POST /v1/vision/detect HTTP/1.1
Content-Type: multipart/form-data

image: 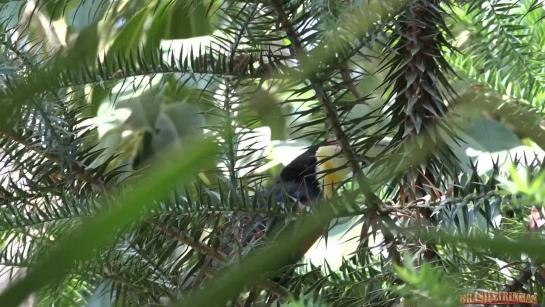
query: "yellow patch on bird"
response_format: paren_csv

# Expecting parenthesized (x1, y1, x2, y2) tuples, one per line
(315, 145, 352, 199)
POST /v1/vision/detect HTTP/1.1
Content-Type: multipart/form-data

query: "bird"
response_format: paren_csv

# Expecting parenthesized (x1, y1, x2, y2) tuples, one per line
(273, 139, 351, 204)
(261, 139, 352, 270)
(250, 139, 353, 291)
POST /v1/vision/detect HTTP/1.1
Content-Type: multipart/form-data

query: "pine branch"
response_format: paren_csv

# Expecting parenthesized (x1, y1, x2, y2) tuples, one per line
(146, 221, 226, 262)
(0, 128, 105, 190)
(268, 0, 380, 203)
(268, 0, 356, 168)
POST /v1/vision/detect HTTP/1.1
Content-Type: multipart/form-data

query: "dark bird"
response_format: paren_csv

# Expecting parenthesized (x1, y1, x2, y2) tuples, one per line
(261, 140, 352, 274)
(274, 139, 351, 205)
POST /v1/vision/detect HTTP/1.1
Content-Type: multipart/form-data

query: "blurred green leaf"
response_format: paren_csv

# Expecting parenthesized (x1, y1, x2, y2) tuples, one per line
(464, 118, 521, 152)
(420, 229, 545, 262)
(65, 23, 100, 63)
(65, 0, 107, 30)
(161, 103, 204, 139)
(146, 1, 213, 49)
(241, 89, 287, 140)
(499, 165, 545, 205)
(395, 260, 460, 307)
(107, 6, 150, 55)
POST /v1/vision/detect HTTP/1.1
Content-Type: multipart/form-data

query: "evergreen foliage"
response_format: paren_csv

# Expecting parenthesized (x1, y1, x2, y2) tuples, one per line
(0, 0, 544, 306)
